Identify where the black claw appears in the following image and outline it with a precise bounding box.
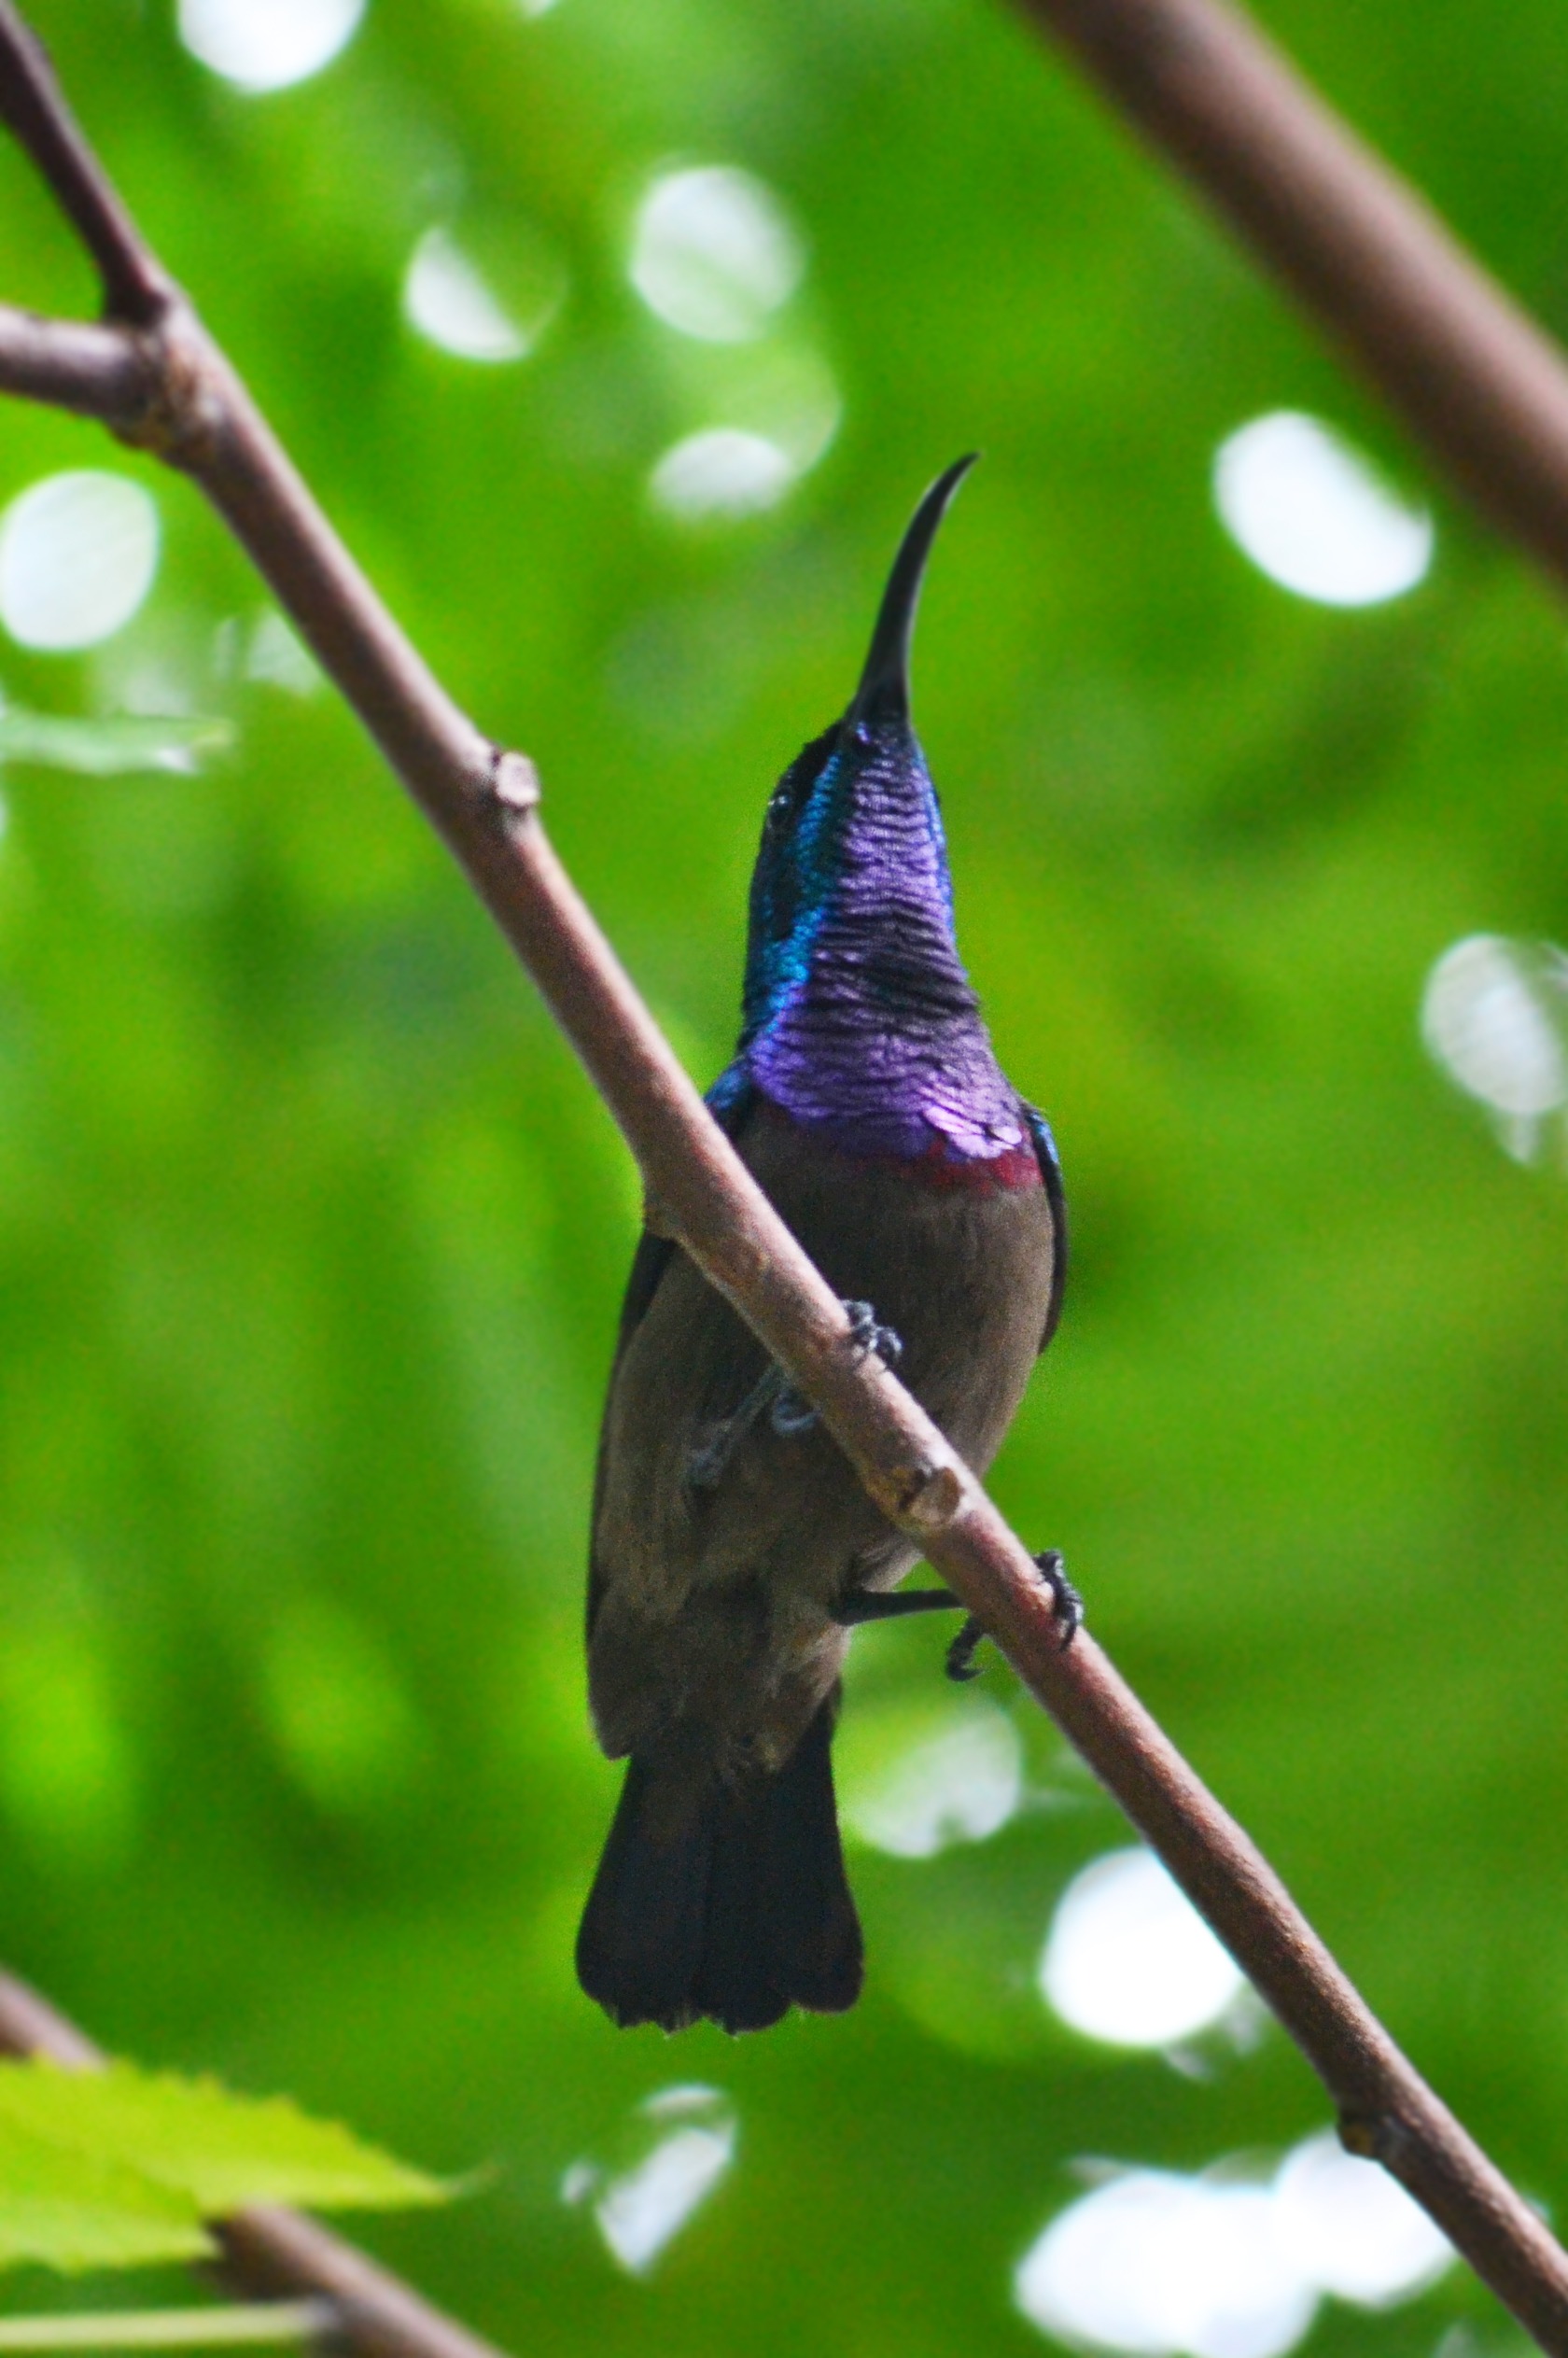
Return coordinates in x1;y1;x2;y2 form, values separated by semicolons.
945;1617;987;1682
845;1299;903;1368
770;1298;901;1440
1035;1549;1084;1644
943;1555;1079;1681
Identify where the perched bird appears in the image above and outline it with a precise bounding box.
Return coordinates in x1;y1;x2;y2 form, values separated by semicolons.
578;457;1068;2034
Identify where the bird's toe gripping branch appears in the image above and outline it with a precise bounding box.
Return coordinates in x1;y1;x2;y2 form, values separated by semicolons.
833;1551;1082;1681
1035;1549;1085;1639
688;1300;903;1488
945;1550;1083;1683
770;1299;902;1438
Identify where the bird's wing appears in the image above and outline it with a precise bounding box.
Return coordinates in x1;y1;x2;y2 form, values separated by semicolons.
611;1063;757;1353
587;1067;758;1639
1023;1102;1068;1352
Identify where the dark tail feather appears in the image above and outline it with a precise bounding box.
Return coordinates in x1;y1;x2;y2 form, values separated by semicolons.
576;1703;863;2035
576;1748;712;2031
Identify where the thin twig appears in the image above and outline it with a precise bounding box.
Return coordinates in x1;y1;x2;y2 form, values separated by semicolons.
0;2301;334;2351
0;1976;510;2358
1013;0;1568;590
0;2;1562;2347
0;302;152;421
0;6;166;320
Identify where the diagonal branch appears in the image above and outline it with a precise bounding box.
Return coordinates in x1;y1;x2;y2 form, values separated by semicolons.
0;4;166;320
1013;0;1568;590
0;2;1563;2348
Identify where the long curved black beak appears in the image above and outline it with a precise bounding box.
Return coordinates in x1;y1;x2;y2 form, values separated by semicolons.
848;453;978;729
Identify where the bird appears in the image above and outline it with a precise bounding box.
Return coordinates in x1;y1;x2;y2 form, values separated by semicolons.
577;456;1069;2035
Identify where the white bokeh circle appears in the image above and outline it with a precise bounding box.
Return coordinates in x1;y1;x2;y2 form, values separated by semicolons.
841;1699;1022;1860
649;429;795;523
177;0;366;94
1015;2172;1316;2358
1421;934;1568;1120
403;229;527;363
0;472;160;652
1041;1847;1245;2048
1271;2134;1451;2307
630;166;804;343
1213;411;1433;607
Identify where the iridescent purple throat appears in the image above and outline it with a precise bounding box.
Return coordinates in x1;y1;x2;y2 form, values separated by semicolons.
738;724;1029;1173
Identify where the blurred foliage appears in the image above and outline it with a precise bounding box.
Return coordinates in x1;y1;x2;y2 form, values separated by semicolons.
0;2057;444;2273
0;0;1560;2351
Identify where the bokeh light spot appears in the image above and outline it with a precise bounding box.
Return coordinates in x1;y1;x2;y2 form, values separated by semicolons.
1041;1847;1245;2047
1213;412;1433;606
1271;2133;1451;2307
177;0;366;93
841;1696;1022;1859
403;229;528;364
650;429;795;523
1015;2136;1451;2356
1421;935;1568;1162
0;472;160;652
630;166;804;344
563;2086;735;2276
1016;2171;1315;2358
245;610;321;695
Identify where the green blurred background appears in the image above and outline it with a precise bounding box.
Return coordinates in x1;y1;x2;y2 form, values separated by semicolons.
0;0;1562;2351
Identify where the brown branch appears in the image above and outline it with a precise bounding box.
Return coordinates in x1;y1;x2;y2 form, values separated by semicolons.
1013;0;1568;591
0;1973;510;2358
0;302;154;421
0;6;166;321
0;0;1563;2347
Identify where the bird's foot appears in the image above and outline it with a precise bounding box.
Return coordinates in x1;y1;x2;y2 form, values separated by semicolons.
845;1299;903;1368
945;1551;1082;1684
1034;1549;1085;1644
688;1363;788;1491
832;1583;982;1681
833;1553;1080;1677
692;1301;904;1484
770;1299;903;1438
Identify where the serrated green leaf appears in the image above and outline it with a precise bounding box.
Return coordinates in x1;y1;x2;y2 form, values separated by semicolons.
0;2112;209;2275
0;2065;447;2220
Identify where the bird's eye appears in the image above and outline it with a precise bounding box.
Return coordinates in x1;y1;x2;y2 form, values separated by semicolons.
762;725;835;840
763;780;802;841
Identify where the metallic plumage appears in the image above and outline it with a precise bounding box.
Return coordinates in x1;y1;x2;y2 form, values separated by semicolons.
578;463;1064;2033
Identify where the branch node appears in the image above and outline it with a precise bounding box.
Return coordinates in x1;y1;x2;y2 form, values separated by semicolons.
492;749;541;814
1339;2109;1419;2169
889;1459;964;1533
107;312;222;468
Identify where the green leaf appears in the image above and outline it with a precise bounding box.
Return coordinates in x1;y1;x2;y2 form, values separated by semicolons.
0;2113;208;2275
0;2064;447;2223
0;708;235;779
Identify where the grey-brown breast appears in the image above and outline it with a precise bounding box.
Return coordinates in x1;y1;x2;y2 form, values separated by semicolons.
587;1101;1057;1775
